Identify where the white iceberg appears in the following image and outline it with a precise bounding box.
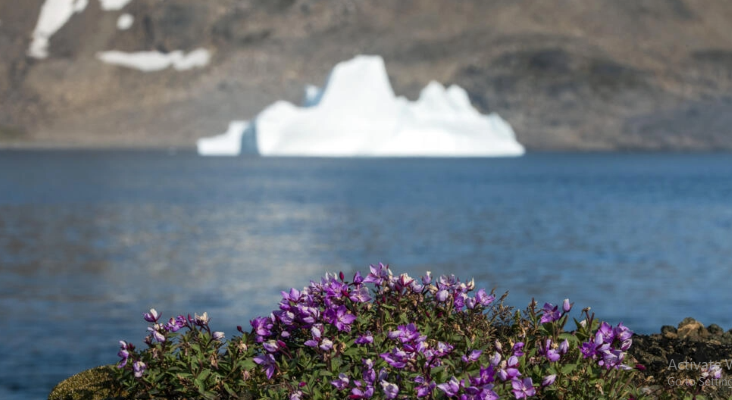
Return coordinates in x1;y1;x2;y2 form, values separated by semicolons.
197;55;525;157
196;121;249;156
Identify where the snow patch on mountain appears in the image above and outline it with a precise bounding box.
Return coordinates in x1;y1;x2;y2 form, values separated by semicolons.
96;49;211;72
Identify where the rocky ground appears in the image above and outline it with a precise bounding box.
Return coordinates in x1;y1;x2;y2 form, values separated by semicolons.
2;0;732;150
630;318;732;398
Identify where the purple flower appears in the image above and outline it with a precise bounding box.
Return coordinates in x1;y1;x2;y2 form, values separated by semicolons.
462;350;483;363
614;322;633;342
512;342;525;357
143;308;160;323
546;349;561;362
147;326;166;343
498;356;521;381
192;312;210;327
363;263;391;285
540;303;561;324
388;323;421;343
542;374;557;387
133;360;146;378
331;373;350;390
263;340;279;353
250;316;273;339
454;294;466;311
469;365;497;387
597;321;615;343
325;305;357;331
396;273;414;289
349;286;372;303
436;289;450;303
254;353;277;380
351;384;375;399
466;297;478;309
319;338;333;351
414;376;436;397
117;341;130;368
355;332;374;345
511;377;536;399
290;391;304;400
475;289;495;306
304;325;323;347
538;339;560;362
702;365;723;380
281;288;301;303
164;316;187;332
416;382;436;397
437;376;462;397
599;348;626;370
435;341;454;357
580;340;599;359
353;271;365;285
380;381;399;399
380;347;410;369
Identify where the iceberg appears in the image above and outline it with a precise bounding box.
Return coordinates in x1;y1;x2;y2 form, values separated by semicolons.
196;121;250;156
197;55;525;157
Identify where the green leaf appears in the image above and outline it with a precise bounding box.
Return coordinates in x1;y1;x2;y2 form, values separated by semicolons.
561;363;577;374
331;357;342;372
240;359;256;370
196;368;211;384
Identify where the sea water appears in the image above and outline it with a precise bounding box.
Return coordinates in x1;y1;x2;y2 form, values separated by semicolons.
1;150;731;399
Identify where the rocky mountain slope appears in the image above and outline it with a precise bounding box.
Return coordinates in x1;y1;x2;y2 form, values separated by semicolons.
1;0;732;150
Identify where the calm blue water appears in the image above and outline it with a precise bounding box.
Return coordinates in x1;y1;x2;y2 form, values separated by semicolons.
1;151;731;399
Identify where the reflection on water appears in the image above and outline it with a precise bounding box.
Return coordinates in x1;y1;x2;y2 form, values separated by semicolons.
1;151;731;399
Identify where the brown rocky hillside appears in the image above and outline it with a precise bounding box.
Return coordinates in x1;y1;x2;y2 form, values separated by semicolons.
1;0;732;150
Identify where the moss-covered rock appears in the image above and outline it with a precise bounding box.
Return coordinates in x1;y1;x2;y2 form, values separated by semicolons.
49;365;126;400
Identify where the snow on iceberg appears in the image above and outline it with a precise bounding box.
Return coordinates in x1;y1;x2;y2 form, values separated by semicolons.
197;55;525;157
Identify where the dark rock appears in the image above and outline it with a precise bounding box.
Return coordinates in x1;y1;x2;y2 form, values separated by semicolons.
708;324;724;335
660;325;677;334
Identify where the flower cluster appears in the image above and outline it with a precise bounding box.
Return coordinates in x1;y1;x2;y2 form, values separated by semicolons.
579;321;633;370
114;264;648;400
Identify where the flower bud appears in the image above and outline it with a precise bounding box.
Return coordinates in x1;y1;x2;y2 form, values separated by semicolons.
559;339;569;355
422;271;432;285
563;298;572;313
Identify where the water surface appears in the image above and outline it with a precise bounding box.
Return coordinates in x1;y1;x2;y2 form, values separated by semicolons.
1;151;731;399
